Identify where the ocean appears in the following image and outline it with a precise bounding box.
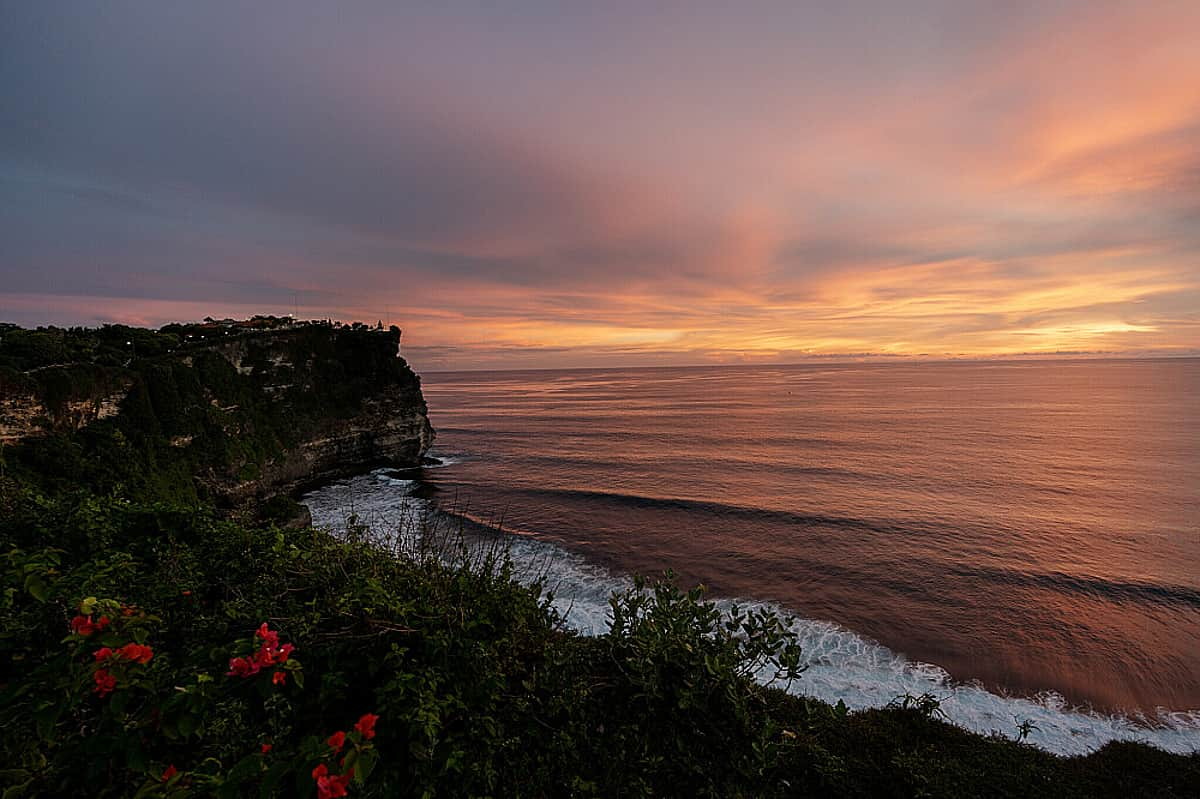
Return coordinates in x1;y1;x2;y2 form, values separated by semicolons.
303;359;1200;755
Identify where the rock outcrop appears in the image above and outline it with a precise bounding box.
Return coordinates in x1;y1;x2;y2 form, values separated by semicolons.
215;390;435;503
191;324;436;502
1;322;435;506
1;375;130;442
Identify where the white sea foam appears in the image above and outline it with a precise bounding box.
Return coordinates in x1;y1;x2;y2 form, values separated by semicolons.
423;449;464;468
303;469;1200;757
736;605;1200;756
301;469;428;551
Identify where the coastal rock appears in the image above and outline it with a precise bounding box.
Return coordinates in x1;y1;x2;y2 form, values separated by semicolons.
2;323;434;507
194;325;436;503
215;394;436;502
0;385;129;442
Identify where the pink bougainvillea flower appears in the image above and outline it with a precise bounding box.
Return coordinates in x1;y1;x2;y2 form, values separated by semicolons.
161;765;178;783
355;713;379;740
272;671;286;686
326;731;346;751
94;647;114;662
93;669;116;696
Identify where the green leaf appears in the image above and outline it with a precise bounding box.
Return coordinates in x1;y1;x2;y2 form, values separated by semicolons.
259;760;291;799
24;575;47;602
33;703;60;740
355;749;379;784
226;753;262;783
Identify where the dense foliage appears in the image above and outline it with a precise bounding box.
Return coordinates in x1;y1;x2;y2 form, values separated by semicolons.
1;323;1197;797
3;485;1196;797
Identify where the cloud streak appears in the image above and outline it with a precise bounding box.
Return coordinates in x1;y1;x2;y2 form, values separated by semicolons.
1;2;1198;369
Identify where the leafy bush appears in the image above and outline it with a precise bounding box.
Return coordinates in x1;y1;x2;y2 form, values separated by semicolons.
4;492;1195;797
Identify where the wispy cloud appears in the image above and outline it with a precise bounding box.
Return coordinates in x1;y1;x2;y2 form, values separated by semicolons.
1;2;1198;369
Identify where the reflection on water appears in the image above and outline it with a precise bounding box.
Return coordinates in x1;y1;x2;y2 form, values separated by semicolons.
418;359;1200;716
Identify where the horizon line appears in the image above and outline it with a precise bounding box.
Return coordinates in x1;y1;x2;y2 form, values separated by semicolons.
421;352;1200;374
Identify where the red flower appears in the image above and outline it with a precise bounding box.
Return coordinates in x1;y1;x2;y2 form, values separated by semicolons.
255;623;279;648
354;713;378;740
161;764;178;783
72;614;112;636
227;656;261;678
261;743;272;754
94;647;113;662
121;606;135;617
230;623;296;678
326;731;346;751
93;669;116;696
117;642;153;664
272;671;286;686
331;772;352;797
312;765;351;799
71;615;97;636
181;590;192;596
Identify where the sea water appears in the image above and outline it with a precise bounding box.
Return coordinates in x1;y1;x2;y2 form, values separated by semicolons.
304;359;1200;755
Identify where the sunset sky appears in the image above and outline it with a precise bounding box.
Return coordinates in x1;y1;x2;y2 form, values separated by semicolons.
2;2;1198;369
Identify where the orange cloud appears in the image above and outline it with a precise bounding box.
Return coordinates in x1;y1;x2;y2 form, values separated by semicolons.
3;3;1199;369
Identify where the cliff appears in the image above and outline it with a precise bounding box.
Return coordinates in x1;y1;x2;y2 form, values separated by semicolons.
185;325;435;502
0;322;434;506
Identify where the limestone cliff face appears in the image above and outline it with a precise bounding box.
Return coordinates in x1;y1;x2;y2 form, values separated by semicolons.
0;394;44;443
2;323;434;505
0;384;129;443
216;386;436;503
190;325;436;502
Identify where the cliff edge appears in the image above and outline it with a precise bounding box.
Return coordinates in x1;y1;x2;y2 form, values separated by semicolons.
192;324;435;502
0;321;434;506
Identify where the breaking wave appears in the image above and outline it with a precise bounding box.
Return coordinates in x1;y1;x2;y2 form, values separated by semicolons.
303;468;1200;757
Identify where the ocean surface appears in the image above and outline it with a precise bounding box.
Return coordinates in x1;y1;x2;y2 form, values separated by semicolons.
304;359;1200;755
